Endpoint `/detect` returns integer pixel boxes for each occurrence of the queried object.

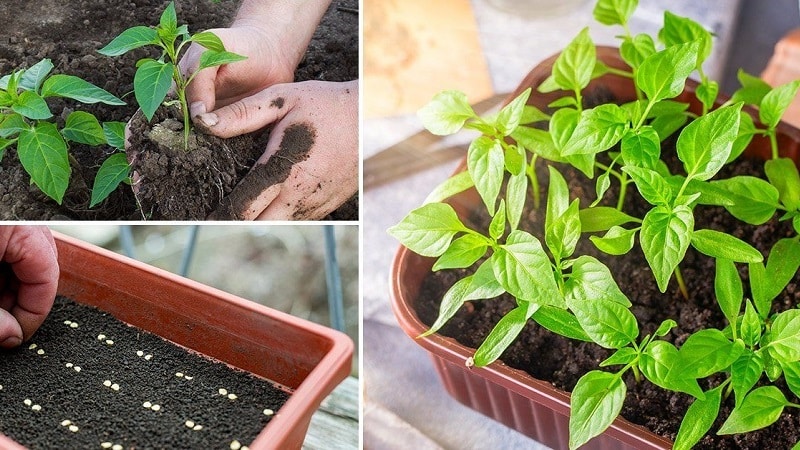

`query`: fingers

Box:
[0,308,24,349]
[196,85,293,139]
[180,42,219,118]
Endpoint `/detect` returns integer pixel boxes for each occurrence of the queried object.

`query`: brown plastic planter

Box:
[0,232,353,450]
[390,47,800,450]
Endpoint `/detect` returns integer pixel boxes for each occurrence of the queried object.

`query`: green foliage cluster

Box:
[389,0,800,447]
[0,58,127,206]
[99,1,246,150]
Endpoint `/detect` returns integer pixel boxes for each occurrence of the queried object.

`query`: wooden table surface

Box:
[303,376,359,450]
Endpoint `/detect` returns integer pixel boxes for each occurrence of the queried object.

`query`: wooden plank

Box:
[303,376,359,449]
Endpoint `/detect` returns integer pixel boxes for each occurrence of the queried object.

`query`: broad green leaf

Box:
[741,300,762,347]
[159,1,178,32]
[590,226,637,255]
[90,153,130,207]
[190,31,226,52]
[691,229,763,263]
[511,125,563,162]
[432,234,488,271]
[474,302,538,367]
[532,306,592,342]
[751,238,800,311]
[674,384,723,450]
[600,347,638,367]
[620,33,656,69]
[765,157,800,211]
[782,360,800,400]
[696,79,719,112]
[650,112,688,142]
[520,105,550,124]
[561,104,628,156]
[621,126,660,169]
[636,41,699,102]
[593,0,638,26]
[0,113,28,138]
[763,350,783,381]
[552,28,595,93]
[675,329,743,379]
[62,111,106,146]
[766,309,800,362]
[12,90,52,120]
[492,230,563,306]
[680,178,734,207]
[98,26,159,56]
[102,121,127,150]
[387,203,467,257]
[579,206,639,233]
[622,165,672,205]
[565,255,632,306]
[504,144,525,176]
[732,351,764,407]
[198,50,248,71]
[489,200,506,241]
[712,176,779,225]
[729,111,756,162]
[567,296,638,349]
[729,69,772,106]
[714,258,743,328]
[548,199,581,261]
[641,204,694,293]
[550,108,580,154]
[417,90,475,136]
[467,136,504,215]
[760,80,800,129]
[495,88,530,136]
[569,371,626,450]
[718,386,789,434]
[17,122,70,204]
[546,165,570,242]
[659,12,712,69]
[134,60,174,121]
[506,171,527,231]
[19,58,54,92]
[640,340,704,398]
[677,103,742,181]
[41,74,125,105]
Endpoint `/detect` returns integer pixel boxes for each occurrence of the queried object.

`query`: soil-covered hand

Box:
[199,80,358,220]
[0,226,59,348]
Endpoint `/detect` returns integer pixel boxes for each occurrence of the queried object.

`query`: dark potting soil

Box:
[0,0,358,220]
[415,147,800,448]
[0,296,290,449]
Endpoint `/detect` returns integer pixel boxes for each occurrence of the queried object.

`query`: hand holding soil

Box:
[0,226,58,348]
[202,80,359,220]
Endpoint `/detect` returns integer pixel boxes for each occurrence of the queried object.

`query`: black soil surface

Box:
[0,0,358,220]
[0,296,289,449]
[415,147,800,447]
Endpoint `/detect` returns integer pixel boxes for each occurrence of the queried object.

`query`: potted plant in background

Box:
[390,0,800,448]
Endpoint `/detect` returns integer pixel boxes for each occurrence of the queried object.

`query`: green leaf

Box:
[90,153,130,207]
[729,111,756,162]
[763,350,783,381]
[765,157,800,211]
[190,31,226,52]
[732,351,764,407]
[474,302,538,367]
[641,204,694,293]
[494,88,530,136]
[489,200,506,241]
[567,296,638,349]
[511,126,563,162]
[676,329,743,379]
[674,384,723,450]
[636,41,699,102]
[62,111,106,146]
[0,137,14,161]
[659,12,712,69]
[712,176,779,225]
[741,300,762,347]
[550,107,579,153]
[760,80,800,129]
[159,1,178,32]
[17,122,70,204]
[520,105,550,124]
[621,126,660,169]
[600,347,638,367]
[729,69,773,106]
[714,258,743,328]
[504,144,525,176]
[533,306,592,342]
[718,386,788,434]
[548,200,581,261]
[622,165,672,205]
[655,319,678,337]
[569,371,626,450]
[102,121,127,150]
[640,340,704,398]
[620,33,656,69]
[388,203,467,257]
[677,103,742,181]
[750,238,800,312]
[0,113,28,138]
[492,230,563,306]
[590,226,637,256]
[565,255,632,306]
[650,112,688,142]
[424,171,475,204]
[98,26,160,56]
[12,90,52,120]
[696,79,719,111]
[766,309,800,362]
[546,165,570,235]
[552,28,595,93]
[432,234,488,271]
[561,104,628,156]
[691,229,763,263]
[782,360,800,399]
[198,50,248,71]
[41,74,125,105]
[579,206,639,233]
[592,171,611,206]
[134,60,174,121]
[417,90,475,136]
[19,58,54,92]
[506,171,527,231]
[467,136,504,215]
[593,0,638,26]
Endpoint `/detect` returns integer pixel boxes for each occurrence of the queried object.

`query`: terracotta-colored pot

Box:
[0,232,353,450]
[390,47,800,450]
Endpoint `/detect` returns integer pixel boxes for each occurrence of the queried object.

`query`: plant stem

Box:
[769,129,779,160]
[528,156,541,209]
[674,265,688,300]
[616,173,628,211]
[178,87,190,151]
[604,66,634,79]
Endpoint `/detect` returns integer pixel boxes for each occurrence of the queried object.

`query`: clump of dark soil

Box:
[415,149,800,447]
[0,0,358,220]
[0,296,289,449]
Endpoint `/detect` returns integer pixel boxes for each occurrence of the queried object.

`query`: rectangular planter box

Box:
[0,232,353,450]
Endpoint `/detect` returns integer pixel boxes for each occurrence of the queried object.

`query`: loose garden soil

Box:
[0,0,358,220]
[0,296,289,449]
[415,108,800,447]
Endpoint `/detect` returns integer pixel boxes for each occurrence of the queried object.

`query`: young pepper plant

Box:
[98,1,246,150]
[0,58,127,205]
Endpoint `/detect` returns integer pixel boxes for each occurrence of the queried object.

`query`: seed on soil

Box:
[65,363,73,368]
[68,425,79,433]
[23,399,31,406]
[0,384,3,390]
[193,424,203,431]
[97,334,106,340]
[184,375,193,380]
[142,401,152,408]
[112,445,123,450]
[136,350,144,357]
[31,404,41,411]
[111,383,120,391]
[103,380,112,387]
[61,420,72,427]
[227,393,237,400]
[28,344,37,350]
[36,349,44,355]
[230,441,241,450]
[100,443,112,449]
[151,404,161,411]
[175,372,184,378]
[63,320,79,328]
[184,420,195,428]
[263,408,274,416]
[73,366,81,372]
[105,339,114,346]
[218,388,228,396]
[144,354,153,360]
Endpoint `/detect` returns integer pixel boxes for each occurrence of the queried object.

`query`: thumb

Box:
[195,86,292,139]
[0,308,23,348]
[186,65,220,119]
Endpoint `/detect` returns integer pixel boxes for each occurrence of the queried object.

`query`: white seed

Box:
[184,376,193,380]
[230,441,242,450]
[36,349,44,355]
[28,343,37,350]
[69,322,78,329]
[61,420,72,427]
[465,357,475,368]
[73,366,81,372]
[63,320,71,325]
[0,384,3,390]
[97,334,105,340]
[151,404,161,411]
[31,404,41,411]
[105,340,114,345]
[136,350,144,357]
[112,445,123,450]
[192,424,203,431]
[111,384,120,391]
[65,363,73,368]
[242,447,250,450]
[144,354,153,360]
[100,443,112,449]
[218,388,228,396]
[23,399,31,406]
[142,401,152,408]
[227,393,237,400]
[263,408,274,416]
[185,420,195,428]
[175,372,184,378]
[103,380,112,387]
[68,425,79,433]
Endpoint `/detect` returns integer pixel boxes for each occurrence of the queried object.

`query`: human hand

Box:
[0,226,59,348]
[200,80,358,220]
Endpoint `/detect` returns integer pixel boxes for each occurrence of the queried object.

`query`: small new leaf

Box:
[641,204,694,293]
[569,371,626,450]
[387,203,467,257]
[691,229,763,263]
[417,90,476,136]
[432,234,488,271]
[674,384,723,450]
[636,41,699,103]
[492,230,563,306]
[760,80,800,129]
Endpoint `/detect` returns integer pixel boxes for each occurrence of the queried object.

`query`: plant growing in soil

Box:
[98,1,246,150]
[389,0,800,448]
[0,58,128,205]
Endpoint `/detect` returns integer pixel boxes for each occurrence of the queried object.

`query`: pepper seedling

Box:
[99,1,246,150]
